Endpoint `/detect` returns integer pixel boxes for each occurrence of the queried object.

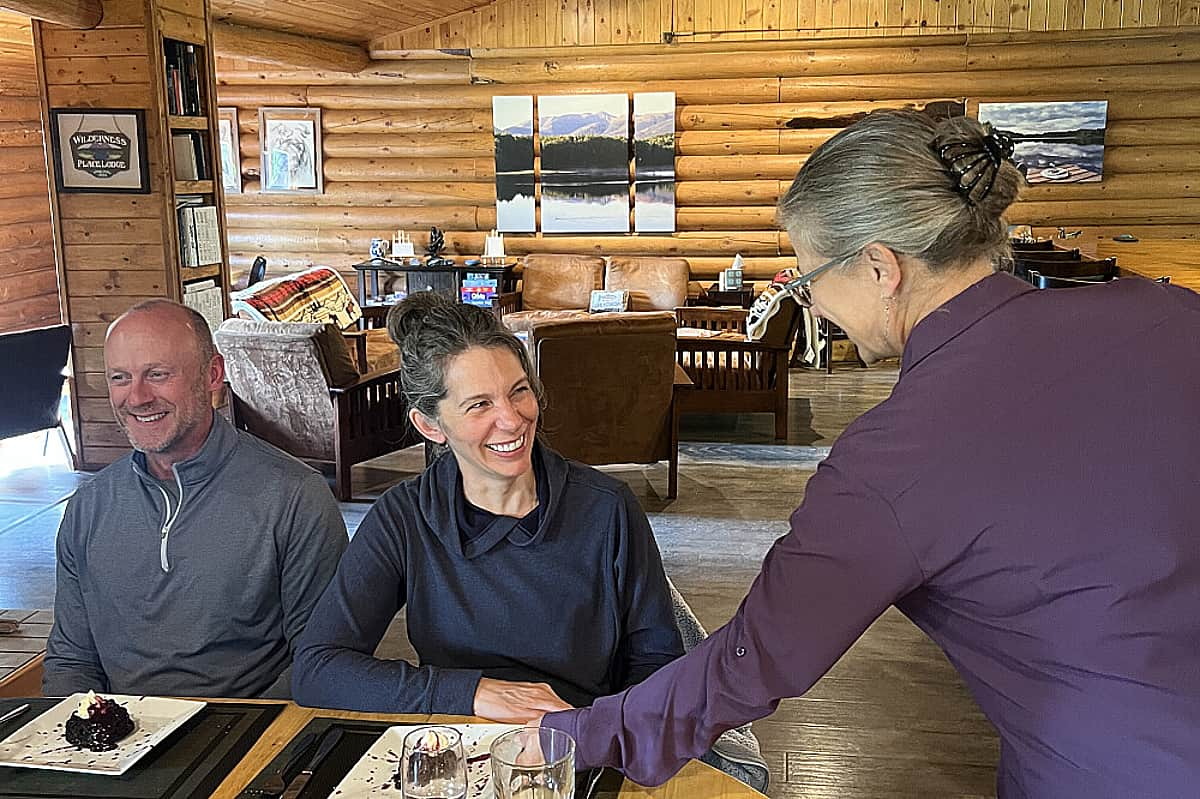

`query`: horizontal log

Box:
[0,292,60,333]
[779,64,1200,102]
[230,108,493,135]
[1104,120,1200,147]
[0,244,53,273]
[676,180,786,206]
[229,230,784,256]
[676,155,805,181]
[5,146,49,173]
[1105,146,1200,174]
[214,85,307,106]
[322,156,494,182]
[0,221,53,250]
[67,293,159,324]
[469,44,968,84]
[225,205,481,230]
[321,132,494,158]
[679,99,964,130]
[0,196,51,226]
[674,129,841,155]
[42,54,148,84]
[212,22,369,74]
[216,59,471,85]
[65,268,168,296]
[228,180,496,206]
[0,173,52,201]
[0,120,44,147]
[1008,198,1200,225]
[1018,172,1200,201]
[0,268,57,304]
[675,206,779,230]
[964,33,1200,72]
[2,0,102,28]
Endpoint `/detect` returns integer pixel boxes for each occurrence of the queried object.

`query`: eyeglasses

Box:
[783,254,851,308]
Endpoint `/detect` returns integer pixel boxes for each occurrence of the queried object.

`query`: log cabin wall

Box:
[0,11,59,334]
[376,0,1200,49]
[216,25,1200,288]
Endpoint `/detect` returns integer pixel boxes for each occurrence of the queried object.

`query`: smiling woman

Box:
[291,293,685,724]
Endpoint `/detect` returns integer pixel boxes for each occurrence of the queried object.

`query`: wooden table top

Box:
[1030,232,1200,293]
[0,609,51,698]
[212,704,762,798]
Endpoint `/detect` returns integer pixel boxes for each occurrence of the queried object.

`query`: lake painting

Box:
[633,92,675,233]
[492,95,536,232]
[977,101,1108,183]
[538,93,630,233]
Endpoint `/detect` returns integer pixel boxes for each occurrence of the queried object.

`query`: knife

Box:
[280,727,343,799]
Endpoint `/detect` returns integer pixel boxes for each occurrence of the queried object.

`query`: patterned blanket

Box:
[230,266,362,330]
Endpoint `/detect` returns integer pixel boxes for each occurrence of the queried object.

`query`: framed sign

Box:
[217,107,242,194]
[48,108,150,194]
[259,107,323,194]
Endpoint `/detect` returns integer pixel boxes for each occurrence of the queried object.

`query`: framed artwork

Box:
[538,93,630,233]
[633,91,676,233]
[977,101,1108,183]
[492,95,536,233]
[258,107,323,194]
[48,108,150,194]
[217,107,241,194]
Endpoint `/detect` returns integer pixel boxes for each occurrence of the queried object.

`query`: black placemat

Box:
[238,717,622,799]
[0,698,283,799]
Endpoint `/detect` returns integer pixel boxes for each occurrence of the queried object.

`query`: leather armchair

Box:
[512,311,683,497]
[215,319,420,501]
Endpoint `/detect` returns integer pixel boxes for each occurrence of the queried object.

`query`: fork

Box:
[241,731,317,797]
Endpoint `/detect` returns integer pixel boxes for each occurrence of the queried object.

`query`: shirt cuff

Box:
[428,667,484,716]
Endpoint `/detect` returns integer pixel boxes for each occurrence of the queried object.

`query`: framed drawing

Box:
[48,108,150,194]
[217,107,241,194]
[258,107,323,194]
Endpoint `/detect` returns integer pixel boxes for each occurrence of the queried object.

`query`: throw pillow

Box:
[313,323,360,388]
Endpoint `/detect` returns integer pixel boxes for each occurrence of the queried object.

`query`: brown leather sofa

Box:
[513,310,683,498]
[499,254,695,326]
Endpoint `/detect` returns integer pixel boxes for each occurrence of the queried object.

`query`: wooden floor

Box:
[0,363,1001,798]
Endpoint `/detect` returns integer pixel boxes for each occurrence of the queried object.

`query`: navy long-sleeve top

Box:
[546,272,1200,798]
[293,442,684,714]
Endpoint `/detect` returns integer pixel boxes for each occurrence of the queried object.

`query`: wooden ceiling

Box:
[208,0,488,44]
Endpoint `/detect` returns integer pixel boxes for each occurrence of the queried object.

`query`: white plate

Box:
[0,694,206,776]
[330,723,518,799]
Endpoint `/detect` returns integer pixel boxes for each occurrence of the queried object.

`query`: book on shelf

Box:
[171,132,209,180]
[461,273,499,307]
[175,200,222,267]
[164,40,203,116]
[182,279,224,331]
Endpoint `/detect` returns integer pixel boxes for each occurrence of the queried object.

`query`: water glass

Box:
[399,726,467,799]
[489,728,575,799]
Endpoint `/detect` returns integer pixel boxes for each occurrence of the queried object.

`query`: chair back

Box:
[0,325,71,441]
[1011,239,1055,251]
[604,256,690,311]
[214,319,337,461]
[523,311,677,465]
[518,255,605,311]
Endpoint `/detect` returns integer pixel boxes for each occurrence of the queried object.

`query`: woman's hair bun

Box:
[386,291,455,347]
[932,115,1023,217]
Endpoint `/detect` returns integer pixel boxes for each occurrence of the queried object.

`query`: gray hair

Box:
[777,111,1024,272]
[386,292,543,423]
[117,298,216,366]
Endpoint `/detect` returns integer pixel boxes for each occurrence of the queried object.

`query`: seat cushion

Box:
[605,256,690,311]
[519,255,605,311]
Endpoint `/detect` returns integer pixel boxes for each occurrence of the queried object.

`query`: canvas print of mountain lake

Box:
[492,95,536,232]
[539,93,630,233]
[977,101,1108,183]
[633,92,675,233]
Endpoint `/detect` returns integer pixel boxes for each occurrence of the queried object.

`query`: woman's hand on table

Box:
[473,677,572,723]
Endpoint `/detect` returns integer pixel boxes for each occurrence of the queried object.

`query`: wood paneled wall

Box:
[216,27,1200,289]
[0,12,59,335]
[373,0,1200,50]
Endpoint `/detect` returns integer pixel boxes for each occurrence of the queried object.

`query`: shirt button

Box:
[735,646,746,657]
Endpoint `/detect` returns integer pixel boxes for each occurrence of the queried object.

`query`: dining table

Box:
[0,697,763,799]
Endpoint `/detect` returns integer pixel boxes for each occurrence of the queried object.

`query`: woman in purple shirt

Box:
[541,111,1200,798]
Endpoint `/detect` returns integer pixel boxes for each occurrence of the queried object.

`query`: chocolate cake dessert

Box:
[64,691,134,751]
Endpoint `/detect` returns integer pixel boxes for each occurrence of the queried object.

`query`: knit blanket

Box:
[230,266,362,330]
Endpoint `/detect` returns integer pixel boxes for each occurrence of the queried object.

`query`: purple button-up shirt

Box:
[545,272,1200,798]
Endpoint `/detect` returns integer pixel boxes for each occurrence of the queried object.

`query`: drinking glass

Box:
[489,728,575,799]
[399,726,467,799]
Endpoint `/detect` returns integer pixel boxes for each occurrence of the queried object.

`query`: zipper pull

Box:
[160,526,171,572]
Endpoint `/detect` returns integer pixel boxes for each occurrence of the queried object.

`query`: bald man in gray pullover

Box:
[43,301,347,698]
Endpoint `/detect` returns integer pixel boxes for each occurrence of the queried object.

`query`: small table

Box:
[351,258,518,307]
[0,609,51,698]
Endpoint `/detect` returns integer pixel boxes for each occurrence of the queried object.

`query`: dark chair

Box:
[0,324,73,460]
[247,256,268,287]
[1015,248,1082,262]
[1027,270,1108,289]
[1011,239,1056,251]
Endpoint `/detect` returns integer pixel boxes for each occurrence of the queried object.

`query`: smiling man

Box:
[44,300,348,698]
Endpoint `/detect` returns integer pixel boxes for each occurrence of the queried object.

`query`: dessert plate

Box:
[0,694,205,775]
[331,723,518,798]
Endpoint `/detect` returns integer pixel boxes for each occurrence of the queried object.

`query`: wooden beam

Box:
[212,22,369,74]
[0,0,101,28]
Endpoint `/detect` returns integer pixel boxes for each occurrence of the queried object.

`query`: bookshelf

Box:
[33,0,233,469]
